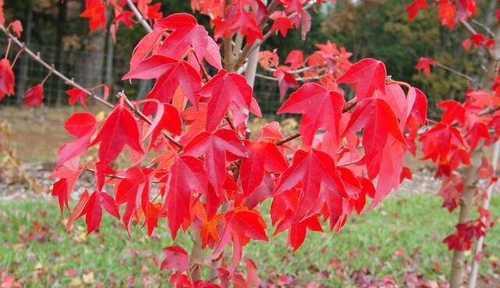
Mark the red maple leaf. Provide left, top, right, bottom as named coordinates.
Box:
left=57, top=113, right=97, bottom=166
left=66, top=88, right=89, bottom=107
left=406, top=0, right=428, bottom=22
left=184, top=129, right=247, bottom=192
left=155, top=13, right=222, bottom=70
left=239, top=141, right=288, bottom=197
left=438, top=0, right=457, bottom=29
left=91, top=99, right=144, bottom=164
left=23, top=84, right=44, bottom=108
left=123, top=55, right=202, bottom=108
left=275, top=149, right=345, bottom=222
left=198, top=70, right=262, bottom=131
left=0, top=59, right=15, bottom=101
left=81, top=0, right=107, bottom=32
left=166, top=156, right=208, bottom=238
left=278, top=83, right=345, bottom=146
left=270, top=11, right=295, bottom=37
left=161, top=246, right=189, bottom=272
left=10, top=20, right=23, bottom=37
left=415, top=57, right=436, bottom=76
left=344, top=98, right=406, bottom=178
left=67, top=191, right=120, bottom=234
left=338, top=58, right=387, bottom=100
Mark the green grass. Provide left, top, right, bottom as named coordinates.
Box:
left=1, top=195, right=499, bottom=287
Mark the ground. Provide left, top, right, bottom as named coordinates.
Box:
left=0, top=107, right=499, bottom=287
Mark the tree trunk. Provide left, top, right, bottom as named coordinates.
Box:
left=54, top=0, right=68, bottom=105
left=449, top=156, right=479, bottom=288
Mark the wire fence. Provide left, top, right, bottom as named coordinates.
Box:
left=0, top=40, right=282, bottom=115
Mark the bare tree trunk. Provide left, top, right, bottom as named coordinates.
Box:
left=449, top=156, right=479, bottom=288
left=468, top=143, right=499, bottom=288
left=467, top=4, right=499, bottom=286
left=15, top=3, right=33, bottom=103
left=245, top=46, right=259, bottom=87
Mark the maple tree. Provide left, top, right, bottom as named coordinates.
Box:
left=0, top=0, right=497, bottom=287
left=408, top=0, right=499, bottom=287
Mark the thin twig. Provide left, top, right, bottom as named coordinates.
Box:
left=120, top=92, right=183, bottom=149
left=256, top=72, right=323, bottom=82
left=471, top=19, right=495, bottom=38
left=41, top=69, right=53, bottom=85
left=277, top=133, right=301, bottom=146
left=234, top=0, right=317, bottom=71
left=434, top=62, right=476, bottom=83
left=0, top=25, right=114, bottom=109
left=126, top=0, right=153, bottom=33
left=0, top=25, right=183, bottom=149
left=11, top=47, right=24, bottom=66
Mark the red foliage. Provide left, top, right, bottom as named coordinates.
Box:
left=1, top=0, right=497, bottom=286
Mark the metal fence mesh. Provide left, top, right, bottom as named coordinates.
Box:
left=0, top=40, right=281, bottom=115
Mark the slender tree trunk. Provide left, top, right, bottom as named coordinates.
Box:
left=468, top=143, right=499, bottom=288
left=449, top=156, right=479, bottom=288
left=245, top=46, right=260, bottom=87
left=467, top=4, right=499, bottom=286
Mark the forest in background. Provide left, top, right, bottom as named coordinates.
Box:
left=2, top=0, right=489, bottom=117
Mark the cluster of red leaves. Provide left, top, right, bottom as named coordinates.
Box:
left=406, top=0, right=478, bottom=29
left=1, top=0, right=429, bottom=286
left=47, top=5, right=431, bottom=283
left=258, top=42, right=352, bottom=99
left=417, top=62, right=499, bottom=252
left=443, top=208, right=494, bottom=251
left=462, top=33, right=495, bottom=52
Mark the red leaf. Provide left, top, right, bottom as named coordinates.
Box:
left=123, top=55, right=202, bottom=108
left=278, top=83, right=344, bottom=146
left=0, top=59, right=15, bottom=101
left=81, top=0, right=107, bottom=32
left=161, top=246, right=189, bottom=272
left=438, top=0, right=457, bottom=29
left=57, top=113, right=97, bottom=166
left=338, top=58, right=386, bottom=100
left=275, top=149, right=345, bottom=222
left=406, top=0, right=428, bottom=22
left=184, top=129, right=247, bottom=192
left=199, top=70, right=261, bottom=131
left=415, top=57, right=435, bottom=76
left=155, top=13, right=222, bottom=70
left=66, top=88, right=89, bottom=107
left=150, top=104, right=182, bottom=145
left=52, top=161, right=83, bottom=213
left=420, top=123, right=467, bottom=163
left=10, top=20, right=23, bottom=37
left=91, top=101, right=144, bottom=164
left=23, top=84, right=44, bottom=108
left=439, top=100, right=465, bottom=125
left=64, top=112, right=97, bottom=137
left=345, top=98, right=406, bottom=178
left=166, top=156, right=208, bottom=238
left=214, top=4, right=264, bottom=44
left=68, top=191, right=119, bottom=234
left=270, top=11, right=295, bottom=37
left=240, top=141, right=288, bottom=196
left=289, top=215, right=323, bottom=251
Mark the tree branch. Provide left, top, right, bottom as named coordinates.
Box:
left=0, top=25, right=183, bottom=150
left=434, top=62, right=476, bottom=84
left=126, top=0, right=153, bottom=33
left=0, top=26, right=114, bottom=109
